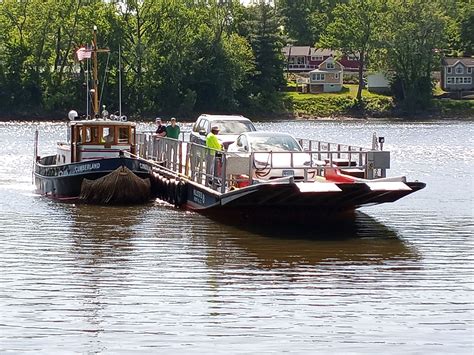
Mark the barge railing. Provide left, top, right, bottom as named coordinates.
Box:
left=136, top=133, right=390, bottom=192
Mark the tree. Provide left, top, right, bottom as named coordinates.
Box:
left=459, top=8, right=474, bottom=55
left=243, top=1, right=286, bottom=110
left=381, top=0, right=447, bottom=111
left=319, top=0, right=382, bottom=103
left=440, top=0, right=473, bottom=56
left=277, top=0, right=342, bottom=45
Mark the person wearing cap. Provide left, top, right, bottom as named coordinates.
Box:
left=206, top=126, right=223, bottom=187
left=206, top=125, right=222, bottom=154
left=155, top=117, right=167, bottom=137
left=166, top=117, right=180, bottom=139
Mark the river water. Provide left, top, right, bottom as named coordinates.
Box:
left=0, top=119, right=472, bottom=354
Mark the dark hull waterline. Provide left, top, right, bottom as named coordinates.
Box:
left=34, top=156, right=153, bottom=203
left=182, top=180, right=426, bottom=226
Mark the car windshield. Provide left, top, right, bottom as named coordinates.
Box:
left=248, top=135, right=302, bottom=152
left=215, top=120, right=255, bottom=135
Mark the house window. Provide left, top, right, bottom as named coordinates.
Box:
left=326, top=62, right=335, bottom=69
left=464, top=77, right=472, bottom=84
left=312, top=73, right=325, bottom=81
left=455, top=66, right=463, bottom=74
left=335, top=73, right=339, bottom=79
left=296, top=57, right=305, bottom=65
left=446, top=77, right=453, bottom=84
left=447, top=67, right=452, bottom=74
left=467, top=67, right=472, bottom=74
left=311, top=56, right=323, bottom=61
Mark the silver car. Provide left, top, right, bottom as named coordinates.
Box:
left=227, top=132, right=318, bottom=181
left=190, top=114, right=256, bottom=149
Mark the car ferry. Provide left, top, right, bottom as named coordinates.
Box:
left=136, top=131, right=426, bottom=225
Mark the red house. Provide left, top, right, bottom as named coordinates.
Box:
left=282, top=46, right=360, bottom=73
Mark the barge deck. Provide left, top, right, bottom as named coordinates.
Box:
left=134, top=133, right=425, bottom=225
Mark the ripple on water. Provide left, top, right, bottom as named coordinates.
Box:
left=0, top=120, right=473, bottom=353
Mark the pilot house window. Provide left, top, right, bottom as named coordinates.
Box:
left=85, top=127, right=99, bottom=143
left=102, top=127, right=115, bottom=144
left=118, top=127, right=129, bottom=143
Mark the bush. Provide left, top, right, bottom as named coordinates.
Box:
left=283, top=94, right=394, bottom=117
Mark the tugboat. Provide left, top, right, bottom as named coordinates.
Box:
left=33, top=27, right=153, bottom=204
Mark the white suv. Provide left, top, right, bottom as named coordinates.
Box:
left=190, top=114, right=257, bottom=149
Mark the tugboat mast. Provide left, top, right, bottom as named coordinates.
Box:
left=91, top=26, right=109, bottom=118
left=92, top=26, right=99, bottom=117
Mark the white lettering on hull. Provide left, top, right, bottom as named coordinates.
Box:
left=193, top=189, right=205, bottom=205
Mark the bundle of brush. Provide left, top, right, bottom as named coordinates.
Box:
left=80, top=166, right=151, bottom=204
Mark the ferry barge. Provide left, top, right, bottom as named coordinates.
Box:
left=135, top=133, right=426, bottom=224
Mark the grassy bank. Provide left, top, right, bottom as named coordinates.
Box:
left=282, top=85, right=394, bottom=118
left=281, top=84, right=474, bottom=119
left=2, top=84, right=473, bottom=121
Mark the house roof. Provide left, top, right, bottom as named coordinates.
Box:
left=311, top=48, right=337, bottom=57
left=442, top=57, right=474, bottom=67
left=282, top=46, right=311, bottom=56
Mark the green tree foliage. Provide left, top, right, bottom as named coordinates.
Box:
left=381, top=0, right=447, bottom=111
left=459, top=7, right=474, bottom=55
left=277, top=0, right=342, bottom=45
left=319, top=0, right=382, bottom=102
left=242, top=1, right=286, bottom=111
left=441, top=0, right=473, bottom=56
left=0, top=0, right=258, bottom=117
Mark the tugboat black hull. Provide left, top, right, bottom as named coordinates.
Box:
left=34, top=156, right=153, bottom=203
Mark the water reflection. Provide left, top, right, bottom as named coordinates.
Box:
left=68, top=204, right=146, bottom=260
left=64, top=204, right=151, bottom=352
left=199, top=212, right=420, bottom=269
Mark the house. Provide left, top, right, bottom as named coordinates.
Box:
left=282, top=46, right=360, bottom=72
left=367, top=72, right=391, bottom=94
left=308, top=57, right=343, bottom=93
left=440, top=57, right=474, bottom=92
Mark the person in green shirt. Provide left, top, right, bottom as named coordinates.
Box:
left=166, top=117, right=180, bottom=139
left=205, top=126, right=223, bottom=154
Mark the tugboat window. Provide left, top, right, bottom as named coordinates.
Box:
left=118, top=127, right=129, bottom=143
left=85, top=127, right=100, bottom=143
left=102, top=127, right=115, bottom=143
left=76, top=127, right=82, bottom=143
left=85, top=127, right=91, bottom=143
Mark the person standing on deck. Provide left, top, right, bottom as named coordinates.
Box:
left=166, top=117, right=180, bottom=139
left=205, top=126, right=222, bottom=153
left=154, top=117, right=167, bottom=137
left=206, top=126, right=223, bottom=187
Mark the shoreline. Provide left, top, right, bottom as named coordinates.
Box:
left=1, top=109, right=473, bottom=123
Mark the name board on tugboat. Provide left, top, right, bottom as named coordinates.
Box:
left=57, top=162, right=101, bottom=177
left=73, top=163, right=101, bottom=174
left=193, top=189, right=206, bottom=205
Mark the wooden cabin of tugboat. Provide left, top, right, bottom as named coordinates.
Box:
left=56, top=115, right=138, bottom=164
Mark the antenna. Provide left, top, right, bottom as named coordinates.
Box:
left=119, top=44, right=122, bottom=117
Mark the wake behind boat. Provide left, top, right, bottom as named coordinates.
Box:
left=33, top=27, right=153, bottom=204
